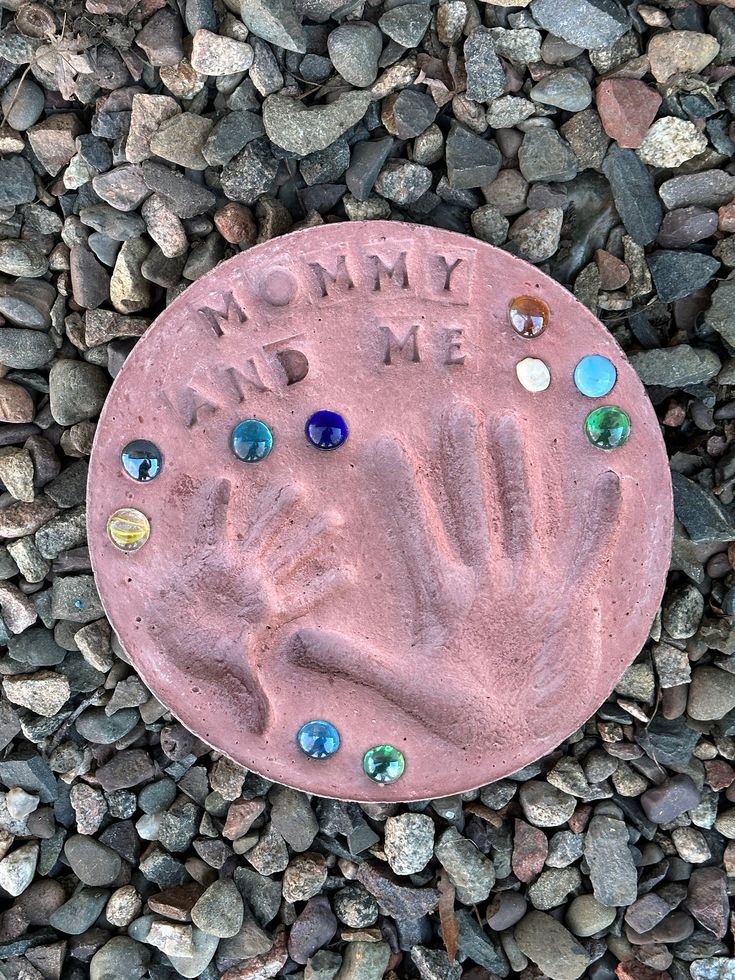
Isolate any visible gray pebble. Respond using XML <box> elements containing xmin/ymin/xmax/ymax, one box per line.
<box><xmin>0</xmin><ymin>328</ymin><xmax>55</xmax><ymax>370</ymax></box>
<box><xmin>241</xmin><ymin>0</ymin><xmax>307</xmax><ymax>53</ymax></box>
<box><xmin>49</xmin><ymin>886</ymin><xmax>110</xmax><ymax>935</ymax></box>
<box><xmin>464</xmin><ymin>28</ymin><xmax>506</xmax><ymax>102</ymax></box>
<box><xmin>435</xmin><ymin>827</ymin><xmax>495</xmax><ymax>905</ymax></box>
<box><xmin>688</xmin><ymin>666</ymin><xmax>735</xmax><ymax>721</ymax></box>
<box><xmin>328</xmin><ymin>23</ymin><xmax>383</xmax><ymax>87</ymax></box>
<box><xmin>487</xmin><ymin>890</ymin><xmax>527</xmax><ymax>931</ymax></box>
<box><xmin>333</xmin><ymin>883</ymin><xmax>379</xmax><ymax>928</ymax></box>
<box><xmin>263</xmin><ymin>91</ymin><xmax>371</xmax><ymax>155</ymax></box>
<box><xmin>584</xmin><ymin>815</ymin><xmax>637</xmax><ymax>907</ymax></box>
<box><xmin>447</xmin><ymin>124</ymin><xmax>502</xmax><ymax>190</ymax></box>
<box><xmin>384</xmin><ymin>812</ymin><xmax>435</xmax><ymax>875</ymax></box>
<box><xmin>90</xmin><ymin>936</ymin><xmax>149</xmax><ymax>980</ymax></box>
<box><xmin>601</xmin><ymin>145</ymin><xmax>662</xmax><ymax>246</ymax></box>
<box><xmin>49</xmin><ymin>360</ymin><xmax>109</xmax><ymax>427</ymax></box>
<box><xmin>530</xmin><ymin>0</ymin><xmax>630</xmax><ymax>50</ymax></box>
<box><xmin>565</xmin><ymin>894</ymin><xmax>616</xmax><ymax>937</ymax></box>
<box><xmin>648</xmin><ymin>250</ymin><xmax>721</xmax><ymax>303</ymax></box>
<box><xmin>663</xmin><ymin>583</ymin><xmax>705</xmax><ymax>639</ymax></box>
<box><xmin>375</xmin><ymin>159</ymin><xmax>432</xmax><ymax>204</ymax></box>
<box><xmin>1</xmin><ymin>78</ymin><xmax>45</xmax><ymax>131</ymax></box>
<box><xmin>64</xmin><ymin>834</ymin><xmax>122</xmax><ymax>887</ymax></box>
<box><xmin>641</xmin><ymin>774</ymin><xmax>701</xmax><ymax>824</ymax></box>
<box><xmin>519</xmin><ymin>129</ymin><xmax>578</xmax><ymax>183</ymax></box>
<box><xmin>530</xmin><ymin>69</ymin><xmax>592</xmax><ymax>111</ymax></box>
<box><xmin>379</xmin><ymin>4</ymin><xmax>432</xmax><ymax>47</ymax></box>
<box><xmin>203</xmin><ymin>111</ymin><xmax>265</xmax><ymax>167</ymax></box>
<box><xmin>191</xmin><ymin>877</ymin><xmax>244</xmax><ymax>938</ymax></box>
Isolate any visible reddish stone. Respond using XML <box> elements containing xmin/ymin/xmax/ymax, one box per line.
<box><xmin>719</xmin><ymin>201</ymin><xmax>735</xmax><ymax>234</ymax></box>
<box><xmin>223</xmin><ymin>798</ymin><xmax>265</xmax><ymax>840</ymax></box>
<box><xmin>512</xmin><ymin>819</ymin><xmax>548</xmax><ymax>883</ymax></box>
<box><xmin>214</xmin><ymin>202</ymin><xmax>257</xmax><ymax>245</ymax></box>
<box><xmin>704</xmin><ymin>759</ymin><xmax>735</xmax><ymax>791</ymax></box>
<box><xmin>0</xmin><ymin>379</ymin><xmax>35</xmax><ymax>423</ymax></box>
<box><xmin>568</xmin><ymin>804</ymin><xmax>592</xmax><ymax>834</ymax></box>
<box><xmin>595</xmin><ymin>249</ymin><xmax>630</xmax><ymax>290</ymax></box>
<box><xmin>616</xmin><ymin>959</ymin><xmax>671</xmax><ymax>980</ymax></box>
<box><xmin>147</xmin><ymin>882</ymin><xmax>204</xmax><ymax>921</ymax></box>
<box><xmin>596</xmin><ymin>80</ymin><xmax>662</xmax><ymax>149</ymax></box>
<box><xmin>687</xmin><ymin>867</ymin><xmax>729</xmax><ymax>939</ymax></box>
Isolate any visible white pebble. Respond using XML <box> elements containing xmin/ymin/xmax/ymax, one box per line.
<box><xmin>516</xmin><ymin>357</ymin><xmax>551</xmax><ymax>392</ymax></box>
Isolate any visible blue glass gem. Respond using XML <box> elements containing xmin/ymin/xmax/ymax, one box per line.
<box><xmin>297</xmin><ymin>720</ymin><xmax>340</xmax><ymax>759</ymax></box>
<box><xmin>574</xmin><ymin>355</ymin><xmax>617</xmax><ymax>398</ymax></box>
<box><xmin>74</xmin><ymin>599</ymin><xmax>85</xmax><ymax>610</ymax></box>
<box><xmin>121</xmin><ymin>440</ymin><xmax>163</xmax><ymax>482</ymax></box>
<box><xmin>305</xmin><ymin>410</ymin><xmax>348</xmax><ymax>450</ymax></box>
<box><xmin>231</xmin><ymin>419</ymin><xmax>273</xmax><ymax>462</ymax></box>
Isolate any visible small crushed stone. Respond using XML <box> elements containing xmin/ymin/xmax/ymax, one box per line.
<box><xmin>0</xmin><ymin>1</ymin><xmax>734</xmax><ymax>979</ymax></box>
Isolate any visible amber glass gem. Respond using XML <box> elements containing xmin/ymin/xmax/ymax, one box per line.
<box><xmin>509</xmin><ymin>296</ymin><xmax>550</xmax><ymax>338</ymax></box>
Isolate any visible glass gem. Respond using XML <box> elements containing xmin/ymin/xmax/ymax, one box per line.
<box><xmin>509</xmin><ymin>295</ymin><xmax>549</xmax><ymax>338</ymax></box>
<box><xmin>363</xmin><ymin>744</ymin><xmax>405</xmax><ymax>784</ymax></box>
<box><xmin>516</xmin><ymin>357</ymin><xmax>550</xmax><ymax>392</ymax></box>
<box><xmin>585</xmin><ymin>406</ymin><xmax>631</xmax><ymax>450</ymax></box>
<box><xmin>574</xmin><ymin>355</ymin><xmax>617</xmax><ymax>398</ymax></box>
<box><xmin>121</xmin><ymin>440</ymin><xmax>163</xmax><ymax>482</ymax></box>
<box><xmin>107</xmin><ymin>508</ymin><xmax>150</xmax><ymax>551</ymax></box>
<box><xmin>297</xmin><ymin>720</ymin><xmax>340</xmax><ymax>759</ymax></box>
<box><xmin>305</xmin><ymin>410</ymin><xmax>348</xmax><ymax>450</ymax></box>
<box><xmin>231</xmin><ymin>419</ymin><xmax>273</xmax><ymax>462</ymax></box>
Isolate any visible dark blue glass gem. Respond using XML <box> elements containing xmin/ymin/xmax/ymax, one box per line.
<box><xmin>121</xmin><ymin>440</ymin><xmax>163</xmax><ymax>482</ymax></box>
<box><xmin>297</xmin><ymin>720</ymin><xmax>340</xmax><ymax>759</ymax></box>
<box><xmin>231</xmin><ymin>419</ymin><xmax>273</xmax><ymax>462</ymax></box>
<box><xmin>305</xmin><ymin>410</ymin><xmax>348</xmax><ymax>450</ymax></box>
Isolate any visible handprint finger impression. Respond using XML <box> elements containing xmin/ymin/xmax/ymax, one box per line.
<box><xmin>88</xmin><ymin>222</ymin><xmax>672</xmax><ymax>801</ymax></box>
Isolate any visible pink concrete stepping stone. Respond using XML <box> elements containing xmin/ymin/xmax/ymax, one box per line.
<box><xmin>87</xmin><ymin>221</ymin><xmax>673</xmax><ymax>802</ymax></box>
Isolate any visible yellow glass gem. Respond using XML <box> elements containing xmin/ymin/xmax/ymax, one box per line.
<box><xmin>107</xmin><ymin>508</ymin><xmax>150</xmax><ymax>552</ymax></box>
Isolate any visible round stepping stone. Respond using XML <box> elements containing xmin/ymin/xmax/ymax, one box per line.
<box><xmin>87</xmin><ymin>222</ymin><xmax>672</xmax><ymax>802</ymax></box>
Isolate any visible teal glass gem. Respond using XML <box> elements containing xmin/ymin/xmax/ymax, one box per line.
<box><xmin>231</xmin><ymin>419</ymin><xmax>273</xmax><ymax>462</ymax></box>
<box><xmin>363</xmin><ymin>744</ymin><xmax>405</xmax><ymax>784</ymax></box>
<box><xmin>574</xmin><ymin>355</ymin><xmax>617</xmax><ymax>398</ymax></box>
<box><xmin>585</xmin><ymin>406</ymin><xmax>631</xmax><ymax>449</ymax></box>
<box><xmin>297</xmin><ymin>720</ymin><xmax>340</xmax><ymax>759</ymax></box>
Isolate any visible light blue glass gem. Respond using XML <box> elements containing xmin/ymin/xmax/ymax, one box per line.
<box><xmin>297</xmin><ymin>720</ymin><xmax>340</xmax><ymax>759</ymax></box>
<box><xmin>574</xmin><ymin>355</ymin><xmax>617</xmax><ymax>398</ymax></box>
<box><xmin>231</xmin><ymin>419</ymin><xmax>273</xmax><ymax>462</ymax></box>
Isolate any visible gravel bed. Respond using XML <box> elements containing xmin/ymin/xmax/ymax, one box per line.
<box><xmin>1</xmin><ymin>0</ymin><xmax>735</xmax><ymax>979</ymax></box>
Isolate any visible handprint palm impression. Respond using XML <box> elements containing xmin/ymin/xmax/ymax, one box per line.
<box><xmin>87</xmin><ymin>222</ymin><xmax>673</xmax><ymax>802</ymax></box>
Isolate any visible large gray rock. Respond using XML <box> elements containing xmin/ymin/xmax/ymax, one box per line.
<box><xmin>328</xmin><ymin>23</ymin><xmax>383</xmax><ymax>88</ymax></box>
<box><xmin>629</xmin><ymin>345</ymin><xmax>721</xmax><ymax>388</ymax></box>
<box><xmin>263</xmin><ymin>91</ymin><xmax>371</xmax><ymax>155</ymax></box>
<box><xmin>519</xmin><ymin>130</ymin><xmax>578</xmax><ymax>183</ymax></box>
<box><xmin>464</xmin><ymin>28</ymin><xmax>506</xmax><ymax>102</ymax></box>
<box><xmin>530</xmin><ymin>0</ymin><xmax>630</xmax><ymax>50</ymax></box>
<box><xmin>602</xmin><ymin>145</ymin><xmax>662</xmax><ymax>245</ymax></box>
<box><xmin>584</xmin><ymin>815</ymin><xmax>637</xmax><ymax>907</ymax></box>
<box><xmin>241</xmin><ymin>0</ymin><xmax>306</xmax><ymax>53</ymax></box>
<box><xmin>515</xmin><ymin>911</ymin><xmax>591</xmax><ymax>980</ymax></box>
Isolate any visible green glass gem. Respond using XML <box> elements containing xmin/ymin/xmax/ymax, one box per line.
<box><xmin>363</xmin><ymin>744</ymin><xmax>405</xmax><ymax>784</ymax></box>
<box><xmin>584</xmin><ymin>406</ymin><xmax>631</xmax><ymax>449</ymax></box>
